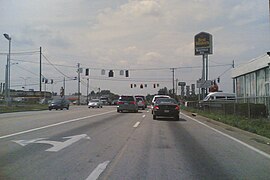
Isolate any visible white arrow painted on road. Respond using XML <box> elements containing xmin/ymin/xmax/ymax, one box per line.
<box><xmin>13</xmin><ymin>134</ymin><xmax>91</xmax><ymax>152</ymax></box>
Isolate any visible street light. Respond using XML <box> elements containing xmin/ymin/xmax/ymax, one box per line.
<box><xmin>3</xmin><ymin>33</ymin><xmax>11</xmax><ymax>106</ymax></box>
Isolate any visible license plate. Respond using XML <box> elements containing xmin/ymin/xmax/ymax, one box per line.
<box><xmin>124</xmin><ymin>103</ymin><xmax>128</xmax><ymax>105</ymax></box>
<box><xmin>164</xmin><ymin>110</ymin><xmax>170</xmax><ymax>113</ymax></box>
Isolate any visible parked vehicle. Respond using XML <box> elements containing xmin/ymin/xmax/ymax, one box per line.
<box><xmin>88</xmin><ymin>99</ymin><xmax>103</xmax><ymax>108</ymax></box>
<box><xmin>203</xmin><ymin>92</ymin><xmax>235</xmax><ymax>102</ymax></box>
<box><xmin>136</xmin><ymin>97</ymin><xmax>145</xmax><ymax>110</ymax></box>
<box><xmin>48</xmin><ymin>99</ymin><xmax>70</xmax><ymax>110</ymax></box>
<box><xmin>152</xmin><ymin>98</ymin><xmax>180</xmax><ymax>120</ymax></box>
<box><xmin>199</xmin><ymin>92</ymin><xmax>235</xmax><ymax>109</ymax></box>
<box><xmin>117</xmin><ymin>95</ymin><xmax>138</xmax><ymax>113</ymax></box>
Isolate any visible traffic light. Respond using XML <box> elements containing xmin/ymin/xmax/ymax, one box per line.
<box><xmin>130</xmin><ymin>84</ymin><xmax>133</xmax><ymax>88</ymax></box>
<box><xmin>267</xmin><ymin>52</ymin><xmax>270</xmax><ymax>56</ymax></box>
<box><xmin>125</xmin><ymin>70</ymin><xmax>129</xmax><ymax>77</ymax></box>
<box><xmin>60</xmin><ymin>87</ymin><xmax>64</xmax><ymax>97</ymax></box>
<box><xmin>85</xmin><ymin>68</ymin><xmax>89</xmax><ymax>76</ymax></box>
<box><xmin>217</xmin><ymin>77</ymin><xmax>220</xmax><ymax>83</ymax></box>
<box><xmin>45</xmin><ymin>79</ymin><xmax>48</xmax><ymax>84</ymax></box>
<box><xmin>153</xmin><ymin>84</ymin><xmax>156</xmax><ymax>88</ymax></box>
<box><xmin>108</xmin><ymin>70</ymin><xmax>114</xmax><ymax>77</ymax></box>
<box><xmin>51</xmin><ymin>79</ymin><xmax>53</xmax><ymax>84</ymax></box>
<box><xmin>140</xmin><ymin>84</ymin><xmax>143</xmax><ymax>89</ymax></box>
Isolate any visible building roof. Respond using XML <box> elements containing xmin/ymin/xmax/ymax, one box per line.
<box><xmin>231</xmin><ymin>54</ymin><xmax>270</xmax><ymax>78</ymax></box>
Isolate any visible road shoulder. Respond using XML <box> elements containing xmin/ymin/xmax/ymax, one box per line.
<box><xmin>181</xmin><ymin>110</ymin><xmax>270</xmax><ymax>156</ymax></box>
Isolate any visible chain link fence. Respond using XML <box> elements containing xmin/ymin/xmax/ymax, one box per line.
<box><xmin>185</xmin><ymin>96</ymin><xmax>270</xmax><ymax>119</ymax></box>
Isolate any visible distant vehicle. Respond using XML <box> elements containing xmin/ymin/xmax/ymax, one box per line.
<box><xmin>135</xmin><ymin>97</ymin><xmax>145</xmax><ymax>110</ymax></box>
<box><xmin>199</xmin><ymin>92</ymin><xmax>236</xmax><ymax>109</ymax></box>
<box><xmin>100</xmin><ymin>96</ymin><xmax>112</xmax><ymax>105</ymax></box>
<box><xmin>117</xmin><ymin>95</ymin><xmax>138</xmax><ymax>113</ymax></box>
<box><xmin>202</xmin><ymin>92</ymin><xmax>235</xmax><ymax>102</ymax></box>
<box><xmin>135</xmin><ymin>95</ymin><xmax>147</xmax><ymax>108</ymax></box>
<box><xmin>48</xmin><ymin>99</ymin><xmax>70</xmax><ymax>110</ymax></box>
<box><xmin>112</xmin><ymin>99</ymin><xmax>118</xmax><ymax>105</ymax></box>
<box><xmin>152</xmin><ymin>98</ymin><xmax>180</xmax><ymax>120</ymax></box>
<box><xmin>88</xmin><ymin>99</ymin><xmax>103</xmax><ymax>108</ymax></box>
<box><xmin>151</xmin><ymin>95</ymin><xmax>171</xmax><ymax>113</ymax></box>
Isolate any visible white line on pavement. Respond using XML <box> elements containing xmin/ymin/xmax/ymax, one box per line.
<box><xmin>142</xmin><ymin>114</ymin><xmax>146</xmax><ymax>118</ymax></box>
<box><xmin>86</xmin><ymin>161</ymin><xmax>110</xmax><ymax>180</ymax></box>
<box><xmin>133</xmin><ymin>121</ymin><xmax>141</xmax><ymax>128</ymax></box>
<box><xmin>181</xmin><ymin>113</ymin><xmax>270</xmax><ymax>159</ymax></box>
<box><xmin>0</xmin><ymin>111</ymin><xmax>115</xmax><ymax>140</ymax></box>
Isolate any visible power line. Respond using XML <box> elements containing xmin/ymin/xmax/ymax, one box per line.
<box><xmin>42</xmin><ymin>54</ymin><xmax>71</xmax><ymax>78</ymax></box>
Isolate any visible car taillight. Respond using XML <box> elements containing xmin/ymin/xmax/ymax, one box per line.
<box><xmin>154</xmin><ymin>106</ymin><xmax>159</xmax><ymax>110</ymax></box>
<box><xmin>130</xmin><ymin>101</ymin><xmax>136</xmax><ymax>104</ymax></box>
<box><xmin>117</xmin><ymin>101</ymin><xmax>124</xmax><ymax>105</ymax></box>
<box><xmin>175</xmin><ymin>106</ymin><xmax>180</xmax><ymax>110</ymax></box>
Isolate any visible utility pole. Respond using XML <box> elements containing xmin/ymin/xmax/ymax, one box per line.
<box><xmin>87</xmin><ymin>78</ymin><xmax>89</xmax><ymax>104</ymax></box>
<box><xmin>171</xmin><ymin>68</ymin><xmax>175</xmax><ymax>97</ymax></box>
<box><xmin>77</xmin><ymin>63</ymin><xmax>81</xmax><ymax>105</ymax></box>
<box><xmin>63</xmin><ymin>77</ymin><xmax>66</xmax><ymax>97</ymax></box>
<box><xmin>232</xmin><ymin>60</ymin><xmax>235</xmax><ymax>93</ymax></box>
<box><xmin>175</xmin><ymin>78</ymin><xmax>178</xmax><ymax>96</ymax></box>
<box><xmin>39</xmin><ymin>47</ymin><xmax>42</xmax><ymax>93</ymax></box>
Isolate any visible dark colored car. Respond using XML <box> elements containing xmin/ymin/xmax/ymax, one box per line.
<box><xmin>117</xmin><ymin>95</ymin><xmax>138</xmax><ymax>113</ymax></box>
<box><xmin>152</xmin><ymin>98</ymin><xmax>180</xmax><ymax>120</ymax></box>
<box><xmin>48</xmin><ymin>99</ymin><xmax>70</xmax><ymax>110</ymax></box>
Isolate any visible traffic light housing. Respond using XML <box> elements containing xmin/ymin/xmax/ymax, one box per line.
<box><xmin>108</xmin><ymin>70</ymin><xmax>114</xmax><ymax>77</ymax></box>
<box><xmin>125</xmin><ymin>70</ymin><xmax>129</xmax><ymax>77</ymax></box>
<box><xmin>140</xmin><ymin>84</ymin><xmax>143</xmax><ymax>89</ymax></box>
<box><xmin>60</xmin><ymin>87</ymin><xmax>64</xmax><ymax>97</ymax></box>
<box><xmin>85</xmin><ymin>68</ymin><xmax>89</xmax><ymax>76</ymax></box>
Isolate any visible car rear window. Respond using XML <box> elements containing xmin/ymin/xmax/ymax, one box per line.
<box><xmin>156</xmin><ymin>98</ymin><xmax>177</xmax><ymax>104</ymax></box>
<box><xmin>119</xmin><ymin>96</ymin><xmax>134</xmax><ymax>101</ymax></box>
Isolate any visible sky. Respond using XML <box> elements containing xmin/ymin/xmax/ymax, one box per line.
<box><xmin>0</xmin><ymin>0</ymin><xmax>269</xmax><ymax>96</ymax></box>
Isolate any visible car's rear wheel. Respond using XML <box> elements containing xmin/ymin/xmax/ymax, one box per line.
<box><xmin>174</xmin><ymin>115</ymin><xmax>179</xmax><ymax>120</ymax></box>
<box><xmin>153</xmin><ymin>115</ymin><xmax>156</xmax><ymax>120</ymax></box>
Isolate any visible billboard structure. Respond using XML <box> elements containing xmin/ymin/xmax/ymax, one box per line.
<box><xmin>194</xmin><ymin>32</ymin><xmax>213</xmax><ymax>99</ymax></box>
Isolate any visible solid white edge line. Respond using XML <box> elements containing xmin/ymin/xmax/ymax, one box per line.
<box><xmin>181</xmin><ymin>113</ymin><xmax>270</xmax><ymax>159</ymax></box>
<box><xmin>133</xmin><ymin>121</ymin><xmax>140</xmax><ymax>128</ymax></box>
<box><xmin>0</xmin><ymin>110</ymin><xmax>115</xmax><ymax>140</ymax></box>
<box><xmin>86</xmin><ymin>161</ymin><xmax>110</xmax><ymax>180</ymax></box>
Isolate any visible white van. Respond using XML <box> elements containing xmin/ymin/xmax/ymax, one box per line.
<box><xmin>203</xmin><ymin>92</ymin><xmax>235</xmax><ymax>102</ymax></box>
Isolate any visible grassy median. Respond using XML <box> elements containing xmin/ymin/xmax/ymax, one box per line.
<box><xmin>183</xmin><ymin>107</ymin><xmax>270</xmax><ymax>139</ymax></box>
<box><xmin>0</xmin><ymin>104</ymin><xmax>48</xmax><ymax>113</ymax></box>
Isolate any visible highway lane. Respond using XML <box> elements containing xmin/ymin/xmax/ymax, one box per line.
<box><xmin>0</xmin><ymin>106</ymin><xmax>270</xmax><ymax>179</ymax></box>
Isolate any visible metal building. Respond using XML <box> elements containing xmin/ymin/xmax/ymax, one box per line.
<box><xmin>232</xmin><ymin>54</ymin><xmax>270</xmax><ymax>115</ymax></box>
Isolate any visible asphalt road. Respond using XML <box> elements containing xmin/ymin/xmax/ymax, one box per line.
<box><xmin>0</xmin><ymin>106</ymin><xmax>269</xmax><ymax>180</ymax></box>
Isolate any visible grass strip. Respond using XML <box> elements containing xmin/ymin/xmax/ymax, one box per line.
<box><xmin>183</xmin><ymin>106</ymin><xmax>270</xmax><ymax>139</ymax></box>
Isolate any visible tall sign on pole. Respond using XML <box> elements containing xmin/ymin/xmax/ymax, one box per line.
<box><xmin>194</xmin><ymin>32</ymin><xmax>213</xmax><ymax>99</ymax></box>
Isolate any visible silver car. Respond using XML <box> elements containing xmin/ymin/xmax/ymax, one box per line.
<box><xmin>88</xmin><ymin>99</ymin><xmax>103</xmax><ymax>108</ymax></box>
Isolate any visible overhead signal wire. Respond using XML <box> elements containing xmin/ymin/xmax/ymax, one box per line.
<box><xmin>42</xmin><ymin>54</ymin><xmax>72</xmax><ymax>78</ymax></box>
